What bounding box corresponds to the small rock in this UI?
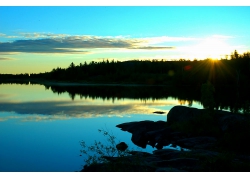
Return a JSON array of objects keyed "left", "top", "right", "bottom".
[
  {"left": 116, "top": 142, "right": 128, "bottom": 151},
  {"left": 153, "top": 111, "right": 165, "bottom": 114}
]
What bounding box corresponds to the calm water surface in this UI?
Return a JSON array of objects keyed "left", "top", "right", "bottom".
[{"left": 0, "top": 84, "right": 203, "bottom": 172}]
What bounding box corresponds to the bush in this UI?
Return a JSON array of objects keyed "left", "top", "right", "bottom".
[
  {"left": 80, "top": 129, "right": 150, "bottom": 171},
  {"left": 80, "top": 129, "right": 130, "bottom": 166}
]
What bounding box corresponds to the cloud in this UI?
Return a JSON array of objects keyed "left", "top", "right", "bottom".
[
  {"left": 0, "top": 117, "right": 8, "bottom": 122},
  {"left": 0, "top": 57, "right": 15, "bottom": 60},
  {"left": 0, "top": 36, "right": 139, "bottom": 54},
  {"left": 0, "top": 33, "right": 19, "bottom": 38},
  {"left": 0, "top": 33, "right": 195, "bottom": 54},
  {"left": 142, "top": 36, "right": 198, "bottom": 44},
  {"left": 5, "top": 36, "right": 20, "bottom": 38},
  {"left": 19, "top": 32, "right": 70, "bottom": 39},
  {"left": 0, "top": 39, "right": 89, "bottom": 54},
  {"left": 129, "top": 46, "right": 175, "bottom": 50},
  {"left": 0, "top": 99, "right": 172, "bottom": 120}
]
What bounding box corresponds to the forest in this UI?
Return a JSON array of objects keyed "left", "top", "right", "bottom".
[{"left": 1, "top": 50, "right": 250, "bottom": 90}]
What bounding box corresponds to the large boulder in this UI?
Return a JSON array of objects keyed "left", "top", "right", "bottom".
[
  {"left": 166, "top": 106, "right": 206, "bottom": 125},
  {"left": 116, "top": 120, "right": 169, "bottom": 148},
  {"left": 116, "top": 120, "right": 166, "bottom": 133},
  {"left": 167, "top": 105, "right": 250, "bottom": 132}
]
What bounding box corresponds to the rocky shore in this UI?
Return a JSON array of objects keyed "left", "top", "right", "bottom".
[{"left": 81, "top": 106, "right": 250, "bottom": 172}]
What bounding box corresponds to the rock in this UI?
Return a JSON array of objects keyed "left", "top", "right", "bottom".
[
  {"left": 153, "top": 148, "right": 180, "bottom": 155},
  {"left": 131, "top": 128, "right": 148, "bottom": 148},
  {"left": 167, "top": 105, "right": 206, "bottom": 125},
  {"left": 116, "top": 142, "right": 128, "bottom": 151},
  {"left": 155, "top": 167, "right": 182, "bottom": 172},
  {"left": 193, "top": 143, "right": 215, "bottom": 149},
  {"left": 153, "top": 149, "right": 183, "bottom": 160},
  {"left": 128, "top": 150, "right": 152, "bottom": 157},
  {"left": 116, "top": 120, "right": 153, "bottom": 133},
  {"left": 81, "top": 145, "right": 250, "bottom": 172},
  {"left": 116, "top": 120, "right": 167, "bottom": 133},
  {"left": 153, "top": 111, "right": 165, "bottom": 114},
  {"left": 145, "top": 127, "right": 172, "bottom": 148},
  {"left": 176, "top": 136, "right": 217, "bottom": 149},
  {"left": 170, "top": 132, "right": 187, "bottom": 140},
  {"left": 145, "top": 127, "right": 172, "bottom": 141},
  {"left": 190, "top": 149, "right": 220, "bottom": 159},
  {"left": 154, "top": 158, "right": 200, "bottom": 168},
  {"left": 116, "top": 120, "right": 168, "bottom": 148},
  {"left": 217, "top": 113, "right": 249, "bottom": 132},
  {"left": 102, "top": 156, "right": 120, "bottom": 162},
  {"left": 167, "top": 105, "right": 250, "bottom": 132},
  {"left": 81, "top": 164, "right": 105, "bottom": 172}
]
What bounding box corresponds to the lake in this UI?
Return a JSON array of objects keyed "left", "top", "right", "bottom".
[{"left": 0, "top": 83, "right": 211, "bottom": 172}]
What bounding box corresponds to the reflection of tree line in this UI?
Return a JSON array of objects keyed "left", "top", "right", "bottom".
[
  {"left": 45, "top": 84, "right": 250, "bottom": 113},
  {"left": 46, "top": 85, "right": 198, "bottom": 102}
]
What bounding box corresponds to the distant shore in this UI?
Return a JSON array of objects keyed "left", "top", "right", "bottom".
[
  {"left": 0, "top": 78, "right": 172, "bottom": 87},
  {"left": 42, "top": 81, "right": 170, "bottom": 87}
]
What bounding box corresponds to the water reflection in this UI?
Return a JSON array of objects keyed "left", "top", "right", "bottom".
[
  {"left": 0, "top": 100, "right": 177, "bottom": 119},
  {"left": 0, "top": 83, "right": 249, "bottom": 172},
  {"left": 45, "top": 84, "right": 250, "bottom": 113},
  {"left": 0, "top": 84, "right": 203, "bottom": 121},
  {"left": 1, "top": 83, "right": 250, "bottom": 118},
  {"left": 46, "top": 84, "right": 199, "bottom": 103}
]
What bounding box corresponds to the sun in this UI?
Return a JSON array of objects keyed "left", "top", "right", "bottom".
[{"left": 183, "top": 36, "right": 234, "bottom": 60}]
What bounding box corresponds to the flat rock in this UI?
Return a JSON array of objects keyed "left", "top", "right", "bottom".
[{"left": 176, "top": 136, "right": 217, "bottom": 149}]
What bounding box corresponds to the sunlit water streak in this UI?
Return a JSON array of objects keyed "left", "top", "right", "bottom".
[{"left": 0, "top": 84, "right": 203, "bottom": 172}]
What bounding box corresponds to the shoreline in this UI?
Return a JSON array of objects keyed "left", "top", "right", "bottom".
[{"left": 0, "top": 79, "right": 173, "bottom": 87}]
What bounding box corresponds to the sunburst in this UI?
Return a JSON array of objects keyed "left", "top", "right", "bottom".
[{"left": 182, "top": 36, "right": 234, "bottom": 60}]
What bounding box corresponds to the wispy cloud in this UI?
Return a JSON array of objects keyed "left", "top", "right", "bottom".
[
  {"left": 0, "top": 99, "right": 174, "bottom": 120},
  {"left": 0, "top": 33, "right": 19, "bottom": 38},
  {"left": 129, "top": 46, "right": 175, "bottom": 50},
  {"left": 142, "top": 36, "right": 198, "bottom": 44},
  {"left": 0, "top": 57, "right": 15, "bottom": 60},
  {"left": 0, "top": 117, "right": 8, "bottom": 122},
  {"left": 19, "top": 32, "right": 70, "bottom": 39},
  {"left": 0, "top": 32, "right": 198, "bottom": 54}
]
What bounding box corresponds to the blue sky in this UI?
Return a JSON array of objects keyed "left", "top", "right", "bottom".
[{"left": 1, "top": 4, "right": 250, "bottom": 74}]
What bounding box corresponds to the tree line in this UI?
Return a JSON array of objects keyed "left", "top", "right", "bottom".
[{"left": 1, "top": 50, "right": 250, "bottom": 88}]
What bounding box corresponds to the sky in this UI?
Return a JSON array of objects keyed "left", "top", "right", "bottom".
[{"left": 1, "top": 2, "right": 250, "bottom": 74}]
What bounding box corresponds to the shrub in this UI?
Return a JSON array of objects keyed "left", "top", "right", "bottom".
[
  {"left": 80, "top": 129, "right": 130, "bottom": 166},
  {"left": 80, "top": 129, "right": 150, "bottom": 171}
]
